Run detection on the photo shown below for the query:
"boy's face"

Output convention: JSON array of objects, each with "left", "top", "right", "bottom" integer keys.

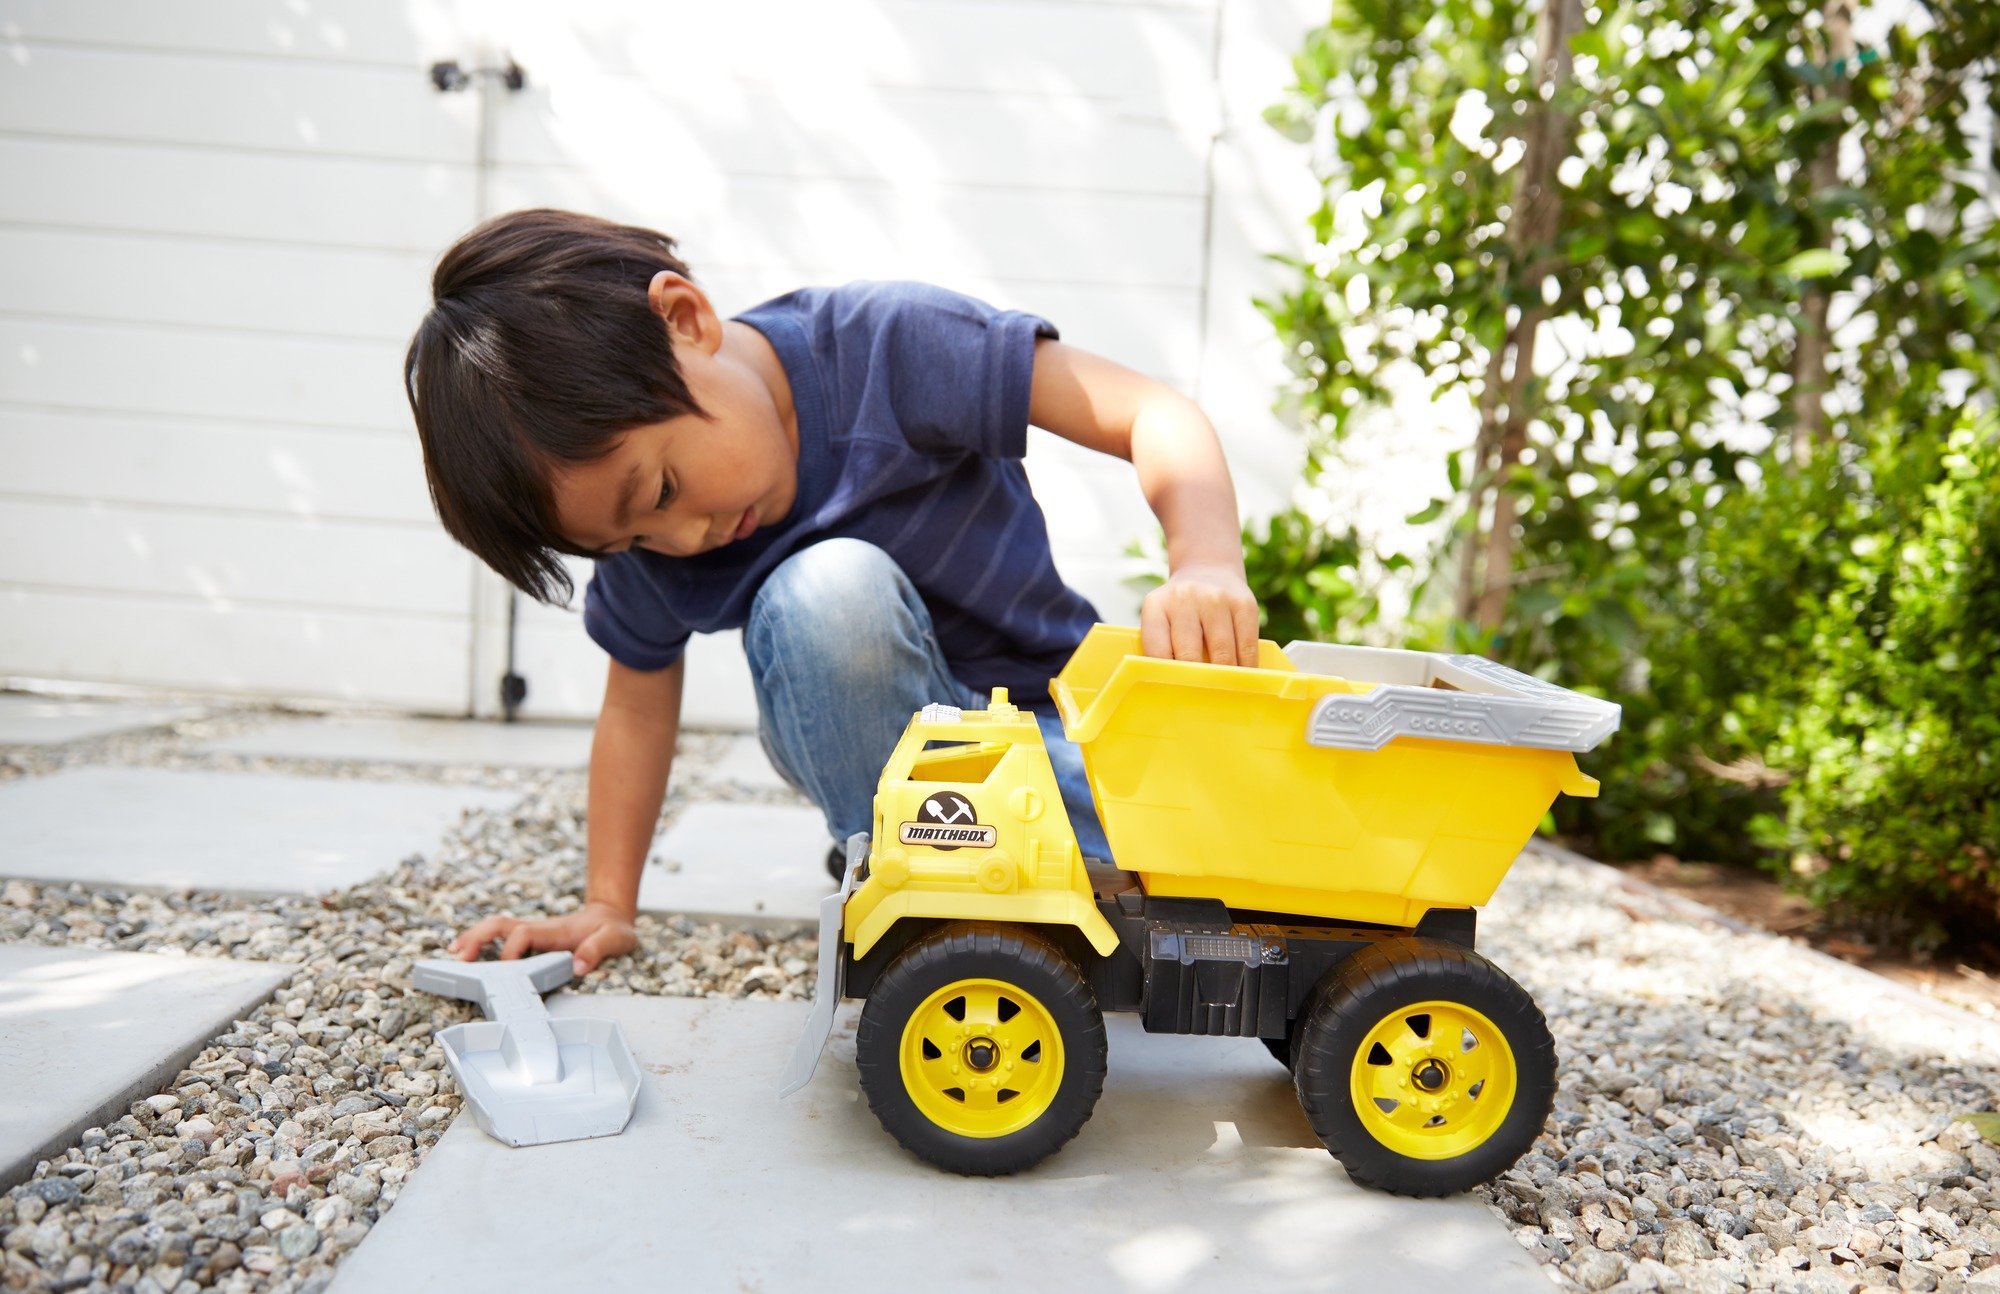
[{"left": 549, "top": 276, "right": 799, "bottom": 560}]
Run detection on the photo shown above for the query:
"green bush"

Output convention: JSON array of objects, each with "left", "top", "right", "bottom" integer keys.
[
  {"left": 1538, "top": 411, "right": 2000, "bottom": 938},
  {"left": 1759, "top": 415, "right": 2000, "bottom": 934},
  {"left": 1559, "top": 442, "right": 1851, "bottom": 866}
]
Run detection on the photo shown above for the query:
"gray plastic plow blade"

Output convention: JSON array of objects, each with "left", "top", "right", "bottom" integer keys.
[
  {"left": 780, "top": 832, "right": 867, "bottom": 1098},
  {"left": 412, "top": 950, "right": 642, "bottom": 1148},
  {"left": 1287, "top": 640, "right": 1622, "bottom": 754}
]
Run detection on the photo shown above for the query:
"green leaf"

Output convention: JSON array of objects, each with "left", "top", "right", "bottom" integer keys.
[
  {"left": 1965, "top": 274, "right": 2000, "bottom": 321},
  {"left": 1956, "top": 1113, "right": 2000, "bottom": 1145},
  {"left": 1780, "top": 249, "right": 1851, "bottom": 280},
  {"left": 1616, "top": 213, "right": 1660, "bottom": 251},
  {"left": 1807, "top": 186, "right": 1873, "bottom": 220}
]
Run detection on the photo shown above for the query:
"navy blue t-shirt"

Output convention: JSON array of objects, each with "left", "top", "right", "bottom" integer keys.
[{"left": 582, "top": 282, "right": 1103, "bottom": 704}]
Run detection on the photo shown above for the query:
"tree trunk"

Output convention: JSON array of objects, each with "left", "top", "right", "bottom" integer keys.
[
  {"left": 1455, "top": 0, "right": 1583, "bottom": 629},
  {"left": 1476, "top": 304, "right": 1551, "bottom": 630},
  {"left": 1790, "top": 0, "right": 1855, "bottom": 464},
  {"left": 1455, "top": 345, "right": 1510, "bottom": 621}
]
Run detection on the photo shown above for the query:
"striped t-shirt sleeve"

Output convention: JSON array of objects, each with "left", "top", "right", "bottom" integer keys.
[
  {"left": 850, "top": 283, "right": 1056, "bottom": 461},
  {"left": 583, "top": 558, "right": 690, "bottom": 672}
]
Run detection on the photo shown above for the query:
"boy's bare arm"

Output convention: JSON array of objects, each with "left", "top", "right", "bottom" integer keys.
[
  {"left": 450, "top": 656, "right": 684, "bottom": 974},
  {"left": 1026, "top": 339, "right": 1260, "bottom": 664}
]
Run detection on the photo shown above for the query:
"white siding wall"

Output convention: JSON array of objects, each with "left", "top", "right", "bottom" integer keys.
[
  {"left": 0, "top": 0, "right": 1315, "bottom": 723},
  {"left": 0, "top": 3, "right": 480, "bottom": 709}
]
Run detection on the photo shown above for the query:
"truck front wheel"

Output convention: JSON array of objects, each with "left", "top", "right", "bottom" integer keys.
[
  {"left": 1293, "top": 937, "right": 1557, "bottom": 1196},
  {"left": 856, "top": 923, "right": 1107, "bottom": 1176}
]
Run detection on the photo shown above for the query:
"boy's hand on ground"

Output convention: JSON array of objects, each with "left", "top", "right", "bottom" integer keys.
[
  {"left": 1141, "top": 564, "right": 1261, "bottom": 666},
  {"left": 449, "top": 900, "right": 638, "bottom": 977}
]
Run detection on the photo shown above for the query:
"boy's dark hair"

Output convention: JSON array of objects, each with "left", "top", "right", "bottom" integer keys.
[{"left": 404, "top": 208, "right": 702, "bottom": 605}]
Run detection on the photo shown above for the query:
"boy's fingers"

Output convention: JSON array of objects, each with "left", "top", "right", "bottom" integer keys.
[
  {"left": 572, "top": 928, "right": 607, "bottom": 975},
  {"left": 453, "top": 915, "right": 511, "bottom": 961},
  {"left": 1199, "top": 601, "right": 1238, "bottom": 666},
  {"left": 498, "top": 923, "right": 541, "bottom": 961},
  {"left": 1144, "top": 585, "right": 1259, "bottom": 665},
  {"left": 572, "top": 925, "right": 630, "bottom": 977},
  {"left": 1234, "top": 601, "right": 1260, "bottom": 666},
  {"left": 1167, "top": 601, "right": 1205, "bottom": 662},
  {"left": 1139, "top": 595, "right": 1172, "bottom": 660}
]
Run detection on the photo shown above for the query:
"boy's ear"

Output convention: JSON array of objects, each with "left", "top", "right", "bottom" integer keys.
[{"left": 647, "top": 271, "right": 722, "bottom": 357}]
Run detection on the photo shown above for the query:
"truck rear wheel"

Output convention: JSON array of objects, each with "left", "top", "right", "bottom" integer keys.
[
  {"left": 856, "top": 923, "right": 1107, "bottom": 1176},
  {"left": 1293, "top": 937, "right": 1556, "bottom": 1196}
]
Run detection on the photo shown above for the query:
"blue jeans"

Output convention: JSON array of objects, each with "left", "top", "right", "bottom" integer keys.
[{"left": 743, "top": 538, "right": 1112, "bottom": 865}]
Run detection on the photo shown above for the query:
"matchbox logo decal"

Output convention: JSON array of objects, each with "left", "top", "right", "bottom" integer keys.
[{"left": 898, "top": 791, "right": 997, "bottom": 850}]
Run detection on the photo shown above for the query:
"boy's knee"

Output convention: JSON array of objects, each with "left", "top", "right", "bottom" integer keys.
[
  {"left": 751, "top": 539, "right": 905, "bottom": 624},
  {"left": 745, "top": 540, "right": 920, "bottom": 677}
]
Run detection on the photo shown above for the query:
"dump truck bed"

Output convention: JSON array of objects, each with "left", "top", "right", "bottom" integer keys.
[{"left": 1050, "top": 626, "right": 1619, "bottom": 926}]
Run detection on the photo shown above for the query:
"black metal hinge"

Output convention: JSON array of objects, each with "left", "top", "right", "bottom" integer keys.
[{"left": 429, "top": 59, "right": 526, "bottom": 93}]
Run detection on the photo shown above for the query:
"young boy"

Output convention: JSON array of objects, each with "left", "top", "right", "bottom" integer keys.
[{"left": 408, "top": 209, "right": 1260, "bottom": 975}]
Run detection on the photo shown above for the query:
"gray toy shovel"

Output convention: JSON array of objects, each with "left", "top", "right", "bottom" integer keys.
[{"left": 412, "top": 951, "right": 642, "bottom": 1148}]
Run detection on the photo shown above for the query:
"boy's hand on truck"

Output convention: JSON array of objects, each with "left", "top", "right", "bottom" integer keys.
[
  {"left": 1140, "top": 562, "right": 1260, "bottom": 667},
  {"left": 450, "top": 900, "right": 638, "bottom": 977}
]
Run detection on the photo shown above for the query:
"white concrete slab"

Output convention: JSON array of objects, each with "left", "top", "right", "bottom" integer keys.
[
  {"left": 635, "top": 802, "right": 831, "bottom": 926},
  {"left": 0, "top": 695, "right": 201, "bottom": 746},
  {"left": 0, "top": 767, "right": 518, "bottom": 894},
  {"left": 707, "top": 733, "right": 794, "bottom": 794},
  {"left": 0, "top": 942, "right": 289, "bottom": 1190},
  {"left": 333, "top": 996, "right": 1550, "bottom": 1293},
  {"left": 198, "top": 716, "right": 593, "bottom": 769}
]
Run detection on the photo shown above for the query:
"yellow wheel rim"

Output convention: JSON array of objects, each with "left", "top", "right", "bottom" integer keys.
[
  {"left": 1349, "top": 999, "right": 1517, "bottom": 1161},
  {"left": 899, "top": 977, "right": 1065, "bottom": 1139}
]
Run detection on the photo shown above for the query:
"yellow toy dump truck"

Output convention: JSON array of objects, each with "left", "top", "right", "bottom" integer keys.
[{"left": 784, "top": 625, "right": 1619, "bottom": 1195}]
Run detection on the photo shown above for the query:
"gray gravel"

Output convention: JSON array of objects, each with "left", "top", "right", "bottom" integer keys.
[
  {"left": 0, "top": 709, "right": 814, "bottom": 1294},
  {"left": 1478, "top": 846, "right": 2000, "bottom": 1293},
  {"left": 4, "top": 708, "right": 2000, "bottom": 1293}
]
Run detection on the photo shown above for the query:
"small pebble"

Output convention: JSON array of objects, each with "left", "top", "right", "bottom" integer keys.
[
  {"left": 28, "top": 1178, "right": 79, "bottom": 1207},
  {"left": 277, "top": 1221, "right": 320, "bottom": 1261}
]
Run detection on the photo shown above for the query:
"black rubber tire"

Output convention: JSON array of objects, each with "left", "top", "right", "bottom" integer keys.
[
  {"left": 855, "top": 923, "right": 1107, "bottom": 1176},
  {"left": 1293, "top": 937, "right": 1557, "bottom": 1196}
]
